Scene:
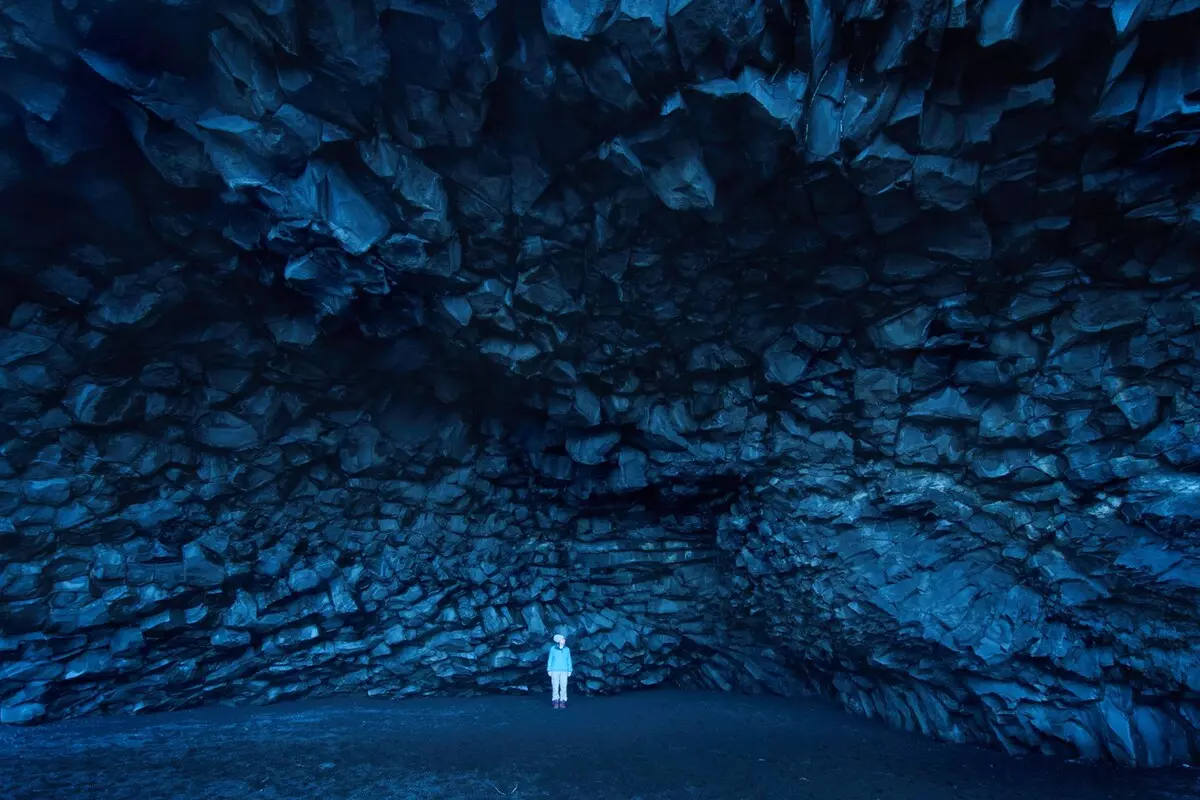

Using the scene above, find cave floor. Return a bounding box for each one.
[2,690,1196,800]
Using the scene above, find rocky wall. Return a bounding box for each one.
[1,0,1200,767]
[716,284,1200,765]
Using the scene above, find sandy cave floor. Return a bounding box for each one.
[2,690,1198,800]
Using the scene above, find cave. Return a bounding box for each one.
[2,0,1200,796]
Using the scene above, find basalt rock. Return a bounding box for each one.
[1,0,1200,769]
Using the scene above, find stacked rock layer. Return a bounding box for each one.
[2,0,1200,767]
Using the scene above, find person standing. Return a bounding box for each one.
[547,633,573,709]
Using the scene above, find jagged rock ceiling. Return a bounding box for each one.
[2,0,1200,769]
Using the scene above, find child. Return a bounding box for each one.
[547,633,573,709]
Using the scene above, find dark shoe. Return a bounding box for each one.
[561,702,568,710]
[553,700,561,709]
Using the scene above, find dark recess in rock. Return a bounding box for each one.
[1,0,1200,770]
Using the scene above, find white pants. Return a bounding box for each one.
[549,671,569,702]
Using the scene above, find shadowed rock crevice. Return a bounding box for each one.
[2,0,1200,769]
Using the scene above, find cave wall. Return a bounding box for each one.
[717,285,1200,766]
[2,0,1200,768]
[1,308,787,718]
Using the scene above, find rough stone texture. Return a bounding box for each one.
[1,0,1199,769]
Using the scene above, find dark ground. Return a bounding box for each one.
[2,690,1197,800]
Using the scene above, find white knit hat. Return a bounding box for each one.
[553,633,566,644]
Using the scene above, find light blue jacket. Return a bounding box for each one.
[547,645,572,673]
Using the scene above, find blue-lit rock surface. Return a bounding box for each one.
[1,0,1200,769]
